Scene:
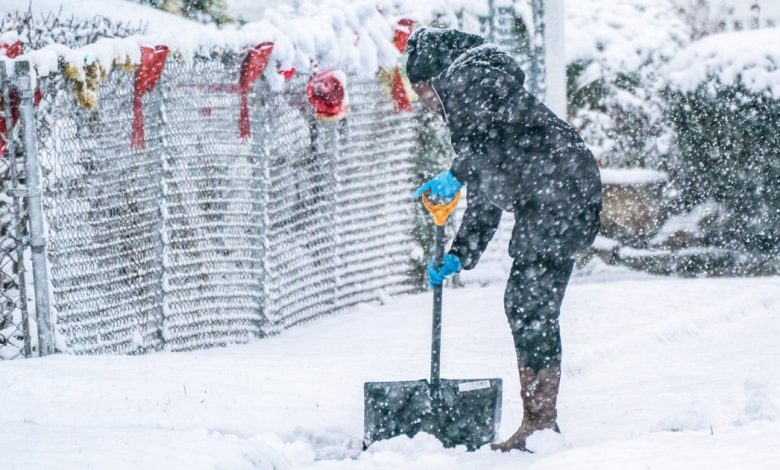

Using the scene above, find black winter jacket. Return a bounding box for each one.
[407,29,602,268]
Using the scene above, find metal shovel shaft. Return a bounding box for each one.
[430,225,444,389]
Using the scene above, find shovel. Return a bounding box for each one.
[363,191,502,451]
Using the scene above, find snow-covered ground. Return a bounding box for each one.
[2,264,779,469]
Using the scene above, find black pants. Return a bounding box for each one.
[504,257,575,372]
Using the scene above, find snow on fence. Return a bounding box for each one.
[38,60,421,355]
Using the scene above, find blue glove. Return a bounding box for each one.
[427,253,462,288]
[415,170,462,201]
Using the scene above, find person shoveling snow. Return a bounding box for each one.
[407,28,602,452]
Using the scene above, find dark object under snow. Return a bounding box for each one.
[405,28,602,267]
[363,192,502,451]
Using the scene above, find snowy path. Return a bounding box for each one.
[2,271,780,469]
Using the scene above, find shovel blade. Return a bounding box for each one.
[363,378,502,451]
[363,380,432,448]
[432,378,503,450]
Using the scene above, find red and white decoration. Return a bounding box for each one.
[307,69,348,121]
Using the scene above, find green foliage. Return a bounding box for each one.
[668,81,780,253]
[134,0,232,25]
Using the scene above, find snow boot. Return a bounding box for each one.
[491,364,561,452]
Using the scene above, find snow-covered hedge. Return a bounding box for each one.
[566,0,690,76]
[666,28,780,253]
[566,0,691,168]
[666,27,780,98]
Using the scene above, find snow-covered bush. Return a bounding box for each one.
[132,0,232,25]
[674,0,734,40]
[677,0,780,35]
[666,28,780,253]
[0,8,145,50]
[565,0,690,169]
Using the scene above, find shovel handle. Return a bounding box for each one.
[430,225,444,387]
[419,191,461,388]
[422,191,461,227]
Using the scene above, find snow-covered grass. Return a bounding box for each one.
[2,265,779,469]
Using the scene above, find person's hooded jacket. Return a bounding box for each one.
[406,28,602,267]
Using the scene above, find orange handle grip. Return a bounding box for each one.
[421,191,461,227]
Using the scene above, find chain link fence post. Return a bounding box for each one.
[14,60,55,356]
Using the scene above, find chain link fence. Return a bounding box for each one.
[3,53,419,356]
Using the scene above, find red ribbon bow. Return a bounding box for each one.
[1,40,24,155]
[390,69,412,113]
[0,89,20,156]
[394,19,413,53]
[390,19,414,113]
[0,116,10,156]
[238,42,274,139]
[131,45,169,149]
